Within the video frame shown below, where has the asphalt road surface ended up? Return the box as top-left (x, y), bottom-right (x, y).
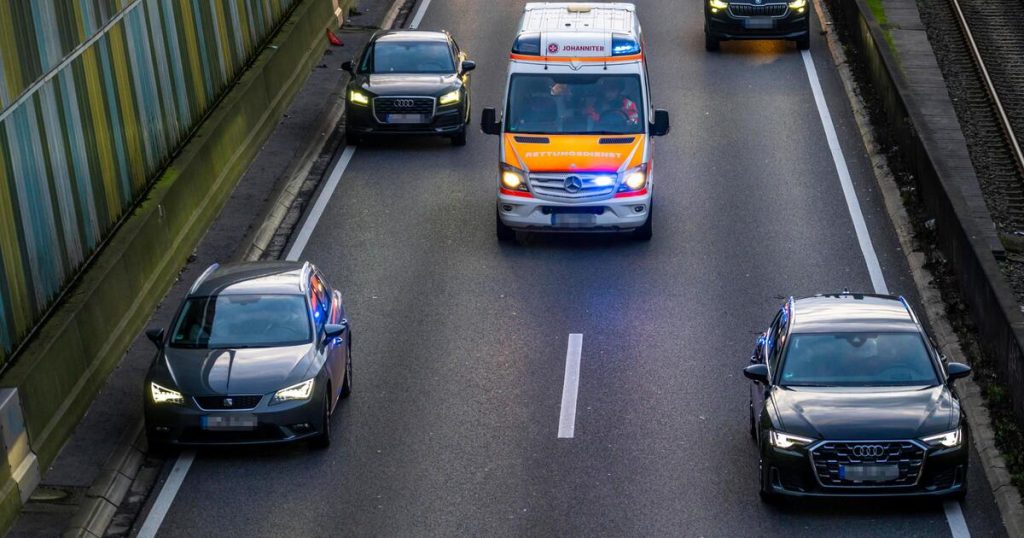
top-left (140, 0), bottom-right (1009, 536)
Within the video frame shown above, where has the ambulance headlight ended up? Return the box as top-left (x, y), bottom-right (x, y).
top-left (620, 165), bottom-right (648, 191)
top-left (500, 164), bottom-right (527, 191)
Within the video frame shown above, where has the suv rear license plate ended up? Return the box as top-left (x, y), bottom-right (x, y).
top-left (839, 464), bottom-right (899, 482)
top-left (387, 113), bottom-right (426, 124)
top-left (744, 18), bottom-right (774, 29)
top-left (201, 415), bottom-right (257, 431)
top-left (552, 213), bottom-right (596, 227)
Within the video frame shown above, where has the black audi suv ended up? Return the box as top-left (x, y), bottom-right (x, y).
top-left (704, 0), bottom-right (811, 51)
top-left (144, 262), bottom-right (352, 449)
top-left (342, 30), bottom-right (475, 146)
top-left (743, 292), bottom-right (971, 500)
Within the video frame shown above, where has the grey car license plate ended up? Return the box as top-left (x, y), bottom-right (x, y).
top-left (201, 414), bottom-right (257, 431)
top-left (387, 113), bottom-right (426, 124)
top-left (744, 17), bottom-right (774, 29)
top-left (552, 213), bottom-right (596, 227)
top-left (839, 464), bottom-right (899, 482)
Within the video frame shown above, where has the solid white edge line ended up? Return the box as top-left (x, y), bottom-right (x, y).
top-left (800, 50), bottom-right (889, 295)
top-left (285, 146), bottom-right (358, 261)
top-left (944, 500), bottom-right (971, 538)
top-left (409, 0), bottom-right (433, 29)
top-left (558, 334), bottom-right (583, 438)
top-left (136, 450), bottom-right (196, 538)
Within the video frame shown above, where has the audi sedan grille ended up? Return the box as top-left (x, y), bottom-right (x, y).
top-left (373, 97), bottom-right (435, 122)
top-left (529, 173), bottom-right (617, 200)
top-left (729, 4), bottom-right (788, 17)
top-left (194, 395), bottom-right (262, 410)
top-left (811, 441), bottom-right (925, 487)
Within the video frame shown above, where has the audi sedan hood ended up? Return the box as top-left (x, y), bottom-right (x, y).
top-left (163, 345), bottom-right (315, 396)
top-left (769, 385), bottom-right (956, 440)
top-left (358, 73), bottom-right (459, 96)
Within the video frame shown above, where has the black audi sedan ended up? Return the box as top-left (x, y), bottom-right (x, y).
top-left (743, 292), bottom-right (971, 501)
top-left (144, 262), bottom-right (351, 450)
top-left (704, 0), bottom-right (810, 51)
top-left (342, 30), bottom-right (474, 146)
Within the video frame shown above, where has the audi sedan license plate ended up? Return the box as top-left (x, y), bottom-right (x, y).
top-left (744, 17), bottom-right (774, 29)
top-left (839, 464), bottom-right (899, 482)
top-left (201, 414), bottom-right (257, 431)
top-left (387, 113), bottom-right (426, 124)
top-left (552, 213), bottom-right (596, 227)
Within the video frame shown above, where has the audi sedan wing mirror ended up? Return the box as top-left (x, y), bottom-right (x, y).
top-left (946, 362), bottom-right (971, 382)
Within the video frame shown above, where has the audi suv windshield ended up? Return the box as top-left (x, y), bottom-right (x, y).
top-left (359, 41), bottom-right (455, 74)
top-left (779, 332), bottom-right (940, 387)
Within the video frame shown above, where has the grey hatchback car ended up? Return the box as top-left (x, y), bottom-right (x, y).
top-left (144, 261), bottom-right (351, 450)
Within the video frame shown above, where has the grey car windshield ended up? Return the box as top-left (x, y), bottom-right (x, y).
top-left (779, 332), bottom-right (940, 387)
top-left (360, 41), bottom-right (455, 74)
top-left (170, 294), bottom-right (311, 349)
top-left (506, 74), bottom-right (645, 134)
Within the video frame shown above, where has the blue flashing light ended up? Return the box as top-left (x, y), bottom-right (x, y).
top-left (611, 35), bottom-right (640, 56)
top-left (593, 175), bottom-right (615, 187)
top-left (513, 33), bottom-right (541, 55)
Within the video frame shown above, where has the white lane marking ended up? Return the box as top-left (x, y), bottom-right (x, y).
top-left (137, 450), bottom-right (196, 538)
top-left (285, 146), bottom-right (357, 261)
top-left (944, 500), bottom-right (971, 538)
top-left (800, 50), bottom-right (888, 295)
top-left (558, 334), bottom-right (583, 438)
top-left (802, 48), bottom-right (971, 536)
top-left (409, 0), bottom-right (433, 29)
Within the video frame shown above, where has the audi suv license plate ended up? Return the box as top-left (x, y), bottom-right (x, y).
top-left (387, 113), bottom-right (426, 124)
top-left (744, 17), bottom-right (774, 29)
top-left (201, 414), bottom-right (257, 431)
top-left (839, 464), bottom-right (899, 482)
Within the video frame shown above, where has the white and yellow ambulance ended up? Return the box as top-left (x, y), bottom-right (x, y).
top-left (481, 2), bottom-right (670, 241)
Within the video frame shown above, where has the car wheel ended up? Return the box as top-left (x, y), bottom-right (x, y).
top-left (309, 388), bottom-right (332, 449)
top-left (796, 35), bottom-right (810, 51)
top-left (748, 403), bottom-right (757, 442)
top-left (496, 210), bottom-right (517, 243)
top-left (340, 344), bottom-right (352, 399)
top-left (705, 31), bottom-right (721, 52)
top-left (145, 430), bottom-right (172, 457)
top-left (633, 204), bottom-right (653, 241)
top-left (345, 129), bottom-right (361, 146)
top-left (450, 127), bottom-right (467, 147)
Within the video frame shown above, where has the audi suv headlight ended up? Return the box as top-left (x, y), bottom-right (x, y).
top-left (271, 379), bottom-right (315, 404)
top-left (709, 0), bottom-right (729, 8)
top-left (500, 163), bottom-right (528, 192)
top-left (349, 90), bottom-right (370, 106)
top-left (922, 427), bottom-right (962, 448)
top-left (439, 89), bottom-right (461, 106)
top-left (769, 430), bottom-right (814, 449)
top-left (151, 383), bottom-right (184, 405)
top-left (788, 0), bottom-right (807, 8)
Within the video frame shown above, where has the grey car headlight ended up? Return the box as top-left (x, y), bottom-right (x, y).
top-left (271, 379), bottom-right (315, 405)
top-left (151, 382), bottom-right (184, 405)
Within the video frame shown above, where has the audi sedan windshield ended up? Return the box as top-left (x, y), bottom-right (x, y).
top-left (779, 332), bottom-right (940, 387)
top-left (169, 294), bottom-right (311, 349)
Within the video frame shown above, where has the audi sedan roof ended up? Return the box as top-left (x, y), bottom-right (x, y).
top-left (790, 294), bottom-right (920, 334)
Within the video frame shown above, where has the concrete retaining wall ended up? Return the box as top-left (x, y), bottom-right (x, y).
top-left (824, 0), bottom-right (1024, 422)
top-left (0, 0), bottom-right (339, 530)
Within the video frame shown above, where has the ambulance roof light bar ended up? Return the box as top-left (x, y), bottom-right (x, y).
top-left (511, 33), bottom-right (640, 56)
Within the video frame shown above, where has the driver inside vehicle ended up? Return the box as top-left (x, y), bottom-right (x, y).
top-left (587, 78), bottom-right (640, 128)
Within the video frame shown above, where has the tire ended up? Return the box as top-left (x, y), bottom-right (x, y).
top-left (345, 129), bottom-right (361, 146)
top-left (705, 32), bottom-right (721, 52)
top-left (796, 35), bottom-right (810, 51)
top-left (496, 210), bottom-right (516, 243)
top-left (309, 388), bottom-right (332, 449)
top-left (450, 126), bottom-right (467, 147)
top-left (633, 204), bottom-right (653, 241)
top-left (340, 344), bottom-right (352, 399)
top-left (145, 431), bottom-right (172, 457)
top-left (748, 403), bottom-right (757, 442)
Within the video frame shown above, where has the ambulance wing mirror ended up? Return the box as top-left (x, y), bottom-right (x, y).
top-left (650, 109), bottom-right (670, 137)
top-left (481, 107), bottom-right (501, 135)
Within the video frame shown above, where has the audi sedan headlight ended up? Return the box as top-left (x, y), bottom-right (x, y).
top-left (151, 383), bottom-right (184, 405)
top-left (770, 430), bottom-right (814, 449)
top-left (439, 89), bottom-right (461, 106)
top-left (271, 379), bottom-right (315, 404)
top-left (349, 90), bottom-right (370, 106)
top-left (922, 427), bottom-right (962, 448)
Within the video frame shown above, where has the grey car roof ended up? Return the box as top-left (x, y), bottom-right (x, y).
top-left (375, 30), bottom-right (450, 43)
top-left (790, 294), bottom-right (919, 334)
top-left (189, 261), bottom-right (307, 297)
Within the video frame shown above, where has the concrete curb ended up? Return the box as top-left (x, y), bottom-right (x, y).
top-left (811, 0), bottom-right (1024, 535)
top-left (61, 422), bottom-right (144, 538)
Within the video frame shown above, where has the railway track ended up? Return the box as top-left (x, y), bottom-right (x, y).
top-left (917, 0), bottom-right (1024, 233)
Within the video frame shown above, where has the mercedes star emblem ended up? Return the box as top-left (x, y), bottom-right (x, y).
top-left (564, 176), bottom-right (583, 194)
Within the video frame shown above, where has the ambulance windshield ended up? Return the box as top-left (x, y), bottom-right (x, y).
top-left (505, 74), bottom-right (645, 134)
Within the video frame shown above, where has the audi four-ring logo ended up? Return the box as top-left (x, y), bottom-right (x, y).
top-left (851, 444), bottom-right (885, 457)
top-left (394, 99), bottom-right (416, 108)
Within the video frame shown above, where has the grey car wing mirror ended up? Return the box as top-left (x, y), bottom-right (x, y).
top-left (324, 320), bottom-right (348, 339)
top-left (145, 328), bottom-right (165, 349)
top-left (946, 362), bottom-right (971, 382)
top-left (743, 364), bottom-right (770, 384)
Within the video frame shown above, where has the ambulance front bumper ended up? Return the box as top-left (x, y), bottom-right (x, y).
top-left (497, 190), bottom-right (652, 232)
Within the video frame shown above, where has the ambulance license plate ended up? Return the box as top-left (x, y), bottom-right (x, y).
top-left (552, 213), bottom-right (596, 227)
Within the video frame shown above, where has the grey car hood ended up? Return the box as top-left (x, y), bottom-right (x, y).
top-left (164, 344), bottom-right (315, 396)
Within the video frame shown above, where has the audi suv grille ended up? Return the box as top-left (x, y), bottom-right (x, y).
top-left (810, 441), bottom-right (925, 487)
top-left (729, 4), bottom-right (788, 17)
top-left (373, 97), bottom-right (435, 123)
top-left (529, 173), bottom-right (617, 201)
top-left (194, 395), bottom-right (262, 410)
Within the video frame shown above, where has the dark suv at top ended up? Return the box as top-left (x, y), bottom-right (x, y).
top-left (704, 0), bottom-right (810, 51)
top-left (743, 292), bottom-right (972, 500)
top-left (342, 30), bottom-right (475, 146)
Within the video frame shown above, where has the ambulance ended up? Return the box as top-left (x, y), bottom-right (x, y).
top-left (481, 3), bottom-right (670, 242)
